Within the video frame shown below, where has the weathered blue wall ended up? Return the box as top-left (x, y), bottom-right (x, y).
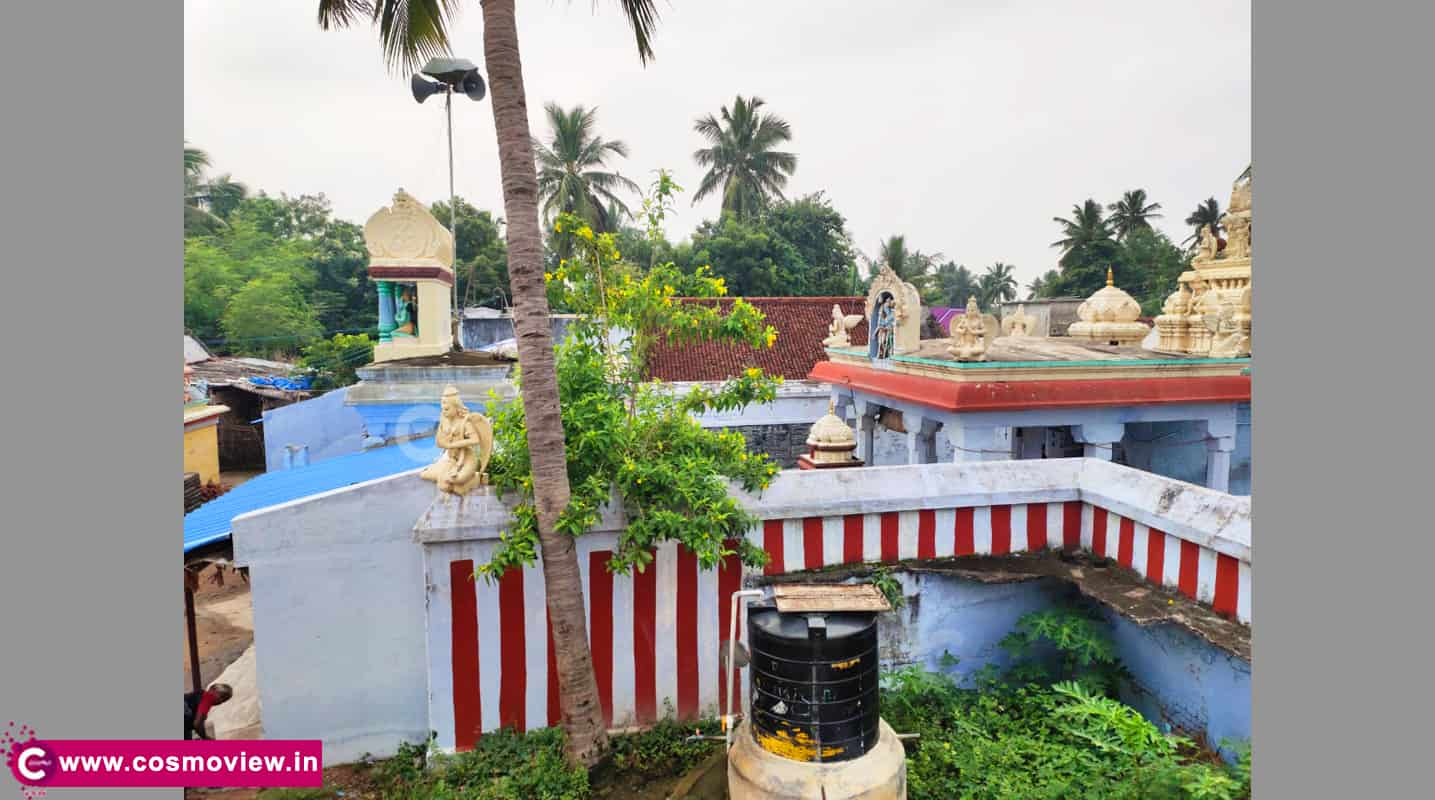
top-left (876, 570), bottom-right (1250, 761)
top-left (1123, 402), bottom-right (1252, 496)
top-left (1102, 607), bottom-right (1252, 760)
top-left (261, 387), bottom-right (368, 471)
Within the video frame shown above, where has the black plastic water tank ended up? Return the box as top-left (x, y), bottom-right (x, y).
top-left (747, 605), bottom-right (880, 763)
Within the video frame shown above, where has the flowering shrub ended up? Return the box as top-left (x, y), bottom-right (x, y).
top-left (481, 172), bottom-right (782, 578)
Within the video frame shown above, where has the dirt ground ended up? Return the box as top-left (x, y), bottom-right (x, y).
top-left (184, 563), bottom-right (254, 691)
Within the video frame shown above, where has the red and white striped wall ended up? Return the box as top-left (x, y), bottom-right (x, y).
top-left (425, 501), bottom-right (1250, 752)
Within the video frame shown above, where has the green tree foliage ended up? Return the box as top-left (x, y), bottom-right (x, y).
top-left (221, 273), bottom-right (324, 359)
top-left (933, 261), bottom-right (979, 307)
top-left (1050, 199), bottom-right (1118, 296)
top-left (1027, 268), bottom-right (1064, 299)
top-left (677, 213), bottom-right (802, 297)
top-left (296, 333), bottom-right (375, 390)
top-left (431, 197), bottom-right (510, 309)
top-left (184, 219), bottom-right (316, 345)
top-left (979, 262), bottom-right (1019, 307)
top-left (692, 95), bottom-right (797, 218)
top-left (534, 103), bottom-right (639, 233)
top-left (1118, 227), bottom-right (1190, 316)
top-left (763, 192), bottom-right (860, 295)
top-left (1107, 189), bottom-right (1163, 241)
top-left (1183, 197), bottom-right (1223, 248)
top-left (480, 174), bottom-right (783, 580)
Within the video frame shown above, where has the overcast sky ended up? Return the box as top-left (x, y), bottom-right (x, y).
top-left (184, 0), bottom-right (1249, 293)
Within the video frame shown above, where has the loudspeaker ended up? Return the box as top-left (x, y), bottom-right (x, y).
top-left (459, 70), bottom-right (486, 102)
top-left (411, 74), bottom-right (446, 104)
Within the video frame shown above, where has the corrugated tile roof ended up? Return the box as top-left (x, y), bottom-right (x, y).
top-left (182, 437), bottom-right (439, 554)
top-left (645, 296), bottom-right (868, 382)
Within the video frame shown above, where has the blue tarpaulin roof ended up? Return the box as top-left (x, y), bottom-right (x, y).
top-left (183, 437), bottom-right (440, 554)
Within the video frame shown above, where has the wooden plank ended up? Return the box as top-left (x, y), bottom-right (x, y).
top-left (772, 583), bottom-right (892, 613)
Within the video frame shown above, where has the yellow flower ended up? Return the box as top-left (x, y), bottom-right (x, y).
top-left (578, 226), bottom-right (594, 240)
top-left (745, 367), bottom-right (761, 379)
top-left (765, 330), bottom-right (778, 348)
top-left (714, 277), bottom-right (727, 296)
top-left (664, 284), bottom-right (675, 295)
top-left (555, 221), bottom-right (563, 232)
top-left (614, 251), bottom-right (621, 260)
top-left (544, 272), bottom-right (553, 282)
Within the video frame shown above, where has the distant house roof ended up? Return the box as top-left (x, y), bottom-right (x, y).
top-left (184, 335), bottom-right (212, 364)
top-left (645, 296), bottom-right (868, 382)
top-left (927, 306), bottom-right (965, 334)
top-left (183, 437), bottom-right (440, 554)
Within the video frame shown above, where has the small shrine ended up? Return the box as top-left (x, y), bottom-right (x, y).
top-left (1067, 268), bottom-right (1150, 347)
top-left (864, 263), bottom-right (922, 360)
top-left (364, 189), bottom-right (456, 363)
top-left (1153, 166), bottom-right (1252, 357)
top-left (797, 401), bottom-right (863, 470)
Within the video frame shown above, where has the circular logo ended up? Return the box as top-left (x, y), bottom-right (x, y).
top-left (11, 741), bottom-right (56, 786)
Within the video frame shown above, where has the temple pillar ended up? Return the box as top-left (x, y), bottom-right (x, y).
top-left (1072, 422), bottom-right (1125, 461)
top-left (905, 418), bottom-right (940, 465)
top-left (855, 405), bottom-right (878, 464)
top-left (1202, 414), bottom-right (1238, 492)
top-left (377, 280), bottom-right (396, 342)
top-left (946, 422), bottom-right (1012, 463)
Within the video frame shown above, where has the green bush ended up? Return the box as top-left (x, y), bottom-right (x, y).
top-left (373, 729), bottom-right (588, 800)
top-left (883, 608), bottom-right (1251, 800)
top-left (607, 714), bottom-right (721, 780)
top-left (297, 332), bottom-right (374, 390)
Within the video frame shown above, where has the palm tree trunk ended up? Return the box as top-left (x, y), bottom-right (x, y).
top-left (479, 0), bottom-right (609, 767)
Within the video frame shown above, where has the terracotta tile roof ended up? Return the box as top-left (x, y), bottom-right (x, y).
top-left (645, 296), bottom-right (868, 382)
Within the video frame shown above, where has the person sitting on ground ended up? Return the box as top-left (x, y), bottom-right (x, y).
top-left (184, 683), bottom-right (233, 740)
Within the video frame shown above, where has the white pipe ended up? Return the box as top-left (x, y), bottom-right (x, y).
top-left (724, 588), bottom-right (765, 751)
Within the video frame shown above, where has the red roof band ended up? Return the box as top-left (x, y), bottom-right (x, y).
top-left (809, 361), bottom-right (1252, 413)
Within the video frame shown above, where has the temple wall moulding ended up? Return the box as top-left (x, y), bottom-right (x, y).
top-left (864, 263), bottom-right (922, 359)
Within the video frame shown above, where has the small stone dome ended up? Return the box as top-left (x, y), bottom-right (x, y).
top-left (808, 404), bottom-right (856, 449)
top-left (1067, 268), bottom-right (1150, 346)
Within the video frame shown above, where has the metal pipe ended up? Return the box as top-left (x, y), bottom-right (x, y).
top-left (445, 87), bottom-right (459, 338)
top-left (724, 588), bottom-right (764, 751)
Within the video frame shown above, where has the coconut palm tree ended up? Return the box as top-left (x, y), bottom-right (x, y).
top-left (534, 103), bottom-right (639, 232)
top-left (1107, 189), bottom-right (1163, 240)
top-left (692, 96), bottom-right (797, 218)
top-left (184, 143), bottom-right (247, 233)
top-left (1182, 197), bottom-right (1223, 248)
top-left (316, 0), bottom-right (661, 768)
top-left (1051, 199), bottom-right (1116, 269)
top-left (979, 262), bottom-right (1018, 307)
top-left (869, 234), bottom-right (939, 290)
top-left (1027, 269), bottom-right (1062, 299)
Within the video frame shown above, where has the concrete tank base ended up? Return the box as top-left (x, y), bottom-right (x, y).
top-left (727, 719), bottom-right (907, 800)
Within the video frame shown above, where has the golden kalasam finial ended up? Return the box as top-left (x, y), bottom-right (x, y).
top-left (1106, 266), bottom-right (1115, 286)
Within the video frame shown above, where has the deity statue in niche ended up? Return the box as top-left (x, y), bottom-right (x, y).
top-left (393, 286), bottom-right (418, 337)
top-left (1196, 224), bottom-right (1221, 262)
top-left (420, 386), bottom-right (494, 496)
top-left (869, 294), bottom-right (897, 360)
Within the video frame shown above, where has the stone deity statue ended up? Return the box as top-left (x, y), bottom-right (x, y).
top-left (1196, 224), bottom-right (1221, 262)
top-left (393, 286), bottom-right (418, 337)
top-left (823, 303), bottom-right (864, 348)
top-left (947, 297), bottom-right (988, 361)
top-left (1225, 215), bottom-right (1251, 259)
top-left (420, 386), bottom-right (494, 496)
top-left (872, 296), bottom-right (897, 359)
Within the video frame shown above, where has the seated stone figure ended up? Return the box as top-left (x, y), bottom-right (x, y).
top-left (420, 386), bottom-right (494, 496)
top-left (947, 297), bottom-right (988, 361)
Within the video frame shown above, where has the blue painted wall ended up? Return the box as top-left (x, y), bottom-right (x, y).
top-left (1123, 402), bottom-right (1251, 496)
top-left (261, 387), bottom-right (368, 471)
top-left (875, 570), bottom-right (1250, 761)
top-left (1103, 607), bottom-right (1252, 760)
